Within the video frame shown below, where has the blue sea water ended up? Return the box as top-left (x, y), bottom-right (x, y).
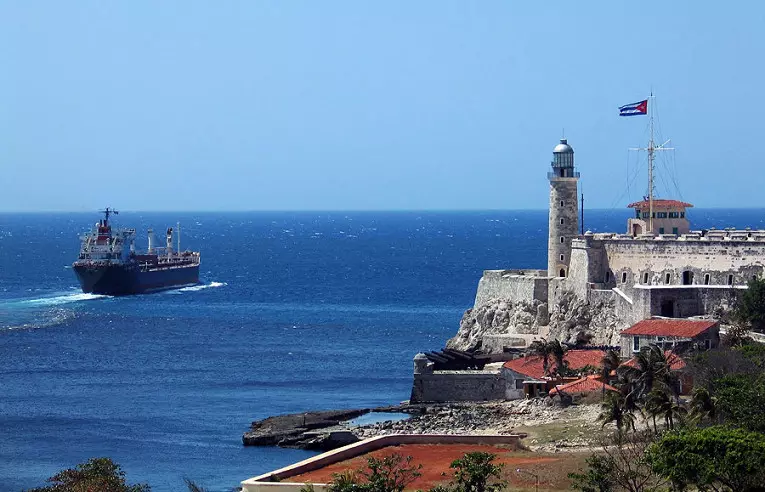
top-left (1, 209), bottom-right (763, 491)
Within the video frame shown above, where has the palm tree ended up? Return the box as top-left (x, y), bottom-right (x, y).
top-left (619, 345), bottom-right (680, 403)
top-left (600, 350), bottom-right (621, 398)
top-left (528, 340), bottom-right (551, 376)
top-left (644, 388), bottom-right (686, 430)
top-left (598, 392), bottom-right (636, 433)
top-left (547, 339), bottom-right (567, 376)
top-left (688, 387), bottom-right (717, 425)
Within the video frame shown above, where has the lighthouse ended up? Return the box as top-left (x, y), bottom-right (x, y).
top-left (547, 139), bottom-right (580, 277)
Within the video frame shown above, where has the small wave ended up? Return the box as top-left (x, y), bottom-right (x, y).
top-left (178, 281), bottom-right (227, 292)
top-left (21, 292), bottom-right (108, 306)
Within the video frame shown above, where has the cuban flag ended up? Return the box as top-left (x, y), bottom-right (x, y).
top-left (619, 99), bottom-right (648, 116)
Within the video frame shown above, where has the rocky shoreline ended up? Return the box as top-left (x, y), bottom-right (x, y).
top-left (243, 399), bottom-right (603, 453)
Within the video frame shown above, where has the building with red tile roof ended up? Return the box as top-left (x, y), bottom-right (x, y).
top-left (501, 349), bottom-right (608, 399)
top-left (549, 375), bottom-right (618, 396)
top-left (620, 318), bottom-right (719, 358)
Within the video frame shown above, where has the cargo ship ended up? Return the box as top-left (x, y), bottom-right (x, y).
top-left (73, 208), bottom-right (201, 295)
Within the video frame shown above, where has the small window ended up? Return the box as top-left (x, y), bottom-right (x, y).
top-left (559, 268), bottom-right (566, 278)
top-left (681, 212), bottom-right (685, 218)
top-left (704, 339), bottom-right (711, 349)
top-left (665, 273), bottom-right (671, 284)
top-left (633, 336), bottom-right (640, 352)
top-left (559, 254), bottom-right (564, 262)
top-left (560, 200), bottom-right (564, 207)
top-left (560, 236), bottom-right (565, 243)
top-left (642, 212), bottom-right (650, 219)
top-left (560, 218), bottom-right (564, 225)
top-left (657, 212), bottom-right (668, 218)
top-left (621, 272), bottom-right (627, 283)
top-left (669, 211), bottom-right (679, 218)
top-left (704, 274), bottom-right (710, 285)
top-left (659, 227), bottom-right (665, 234)
top-left (672, 227), bottom-right (679, 235)
top-left (728, 274), bottom-right (734, 286)
top-left (515, 379), bottom-right (524, 389)
top-left (643, 272), bottom-right (649, 283)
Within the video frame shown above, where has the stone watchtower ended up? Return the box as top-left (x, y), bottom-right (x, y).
top-left (547, 139), bottom-right (580, 277)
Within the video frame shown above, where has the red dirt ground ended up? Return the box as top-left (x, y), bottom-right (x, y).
top-left (286, 443), bottom-right (586, 491)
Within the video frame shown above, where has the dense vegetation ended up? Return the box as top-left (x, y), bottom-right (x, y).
top-left (568, 294), bottom-right (765, 492)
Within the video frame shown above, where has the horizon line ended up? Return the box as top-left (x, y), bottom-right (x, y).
top-left (0, 206), bottom-right (764, 214)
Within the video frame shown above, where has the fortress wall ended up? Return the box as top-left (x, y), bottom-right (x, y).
top-left (601, 239), bottom-right (765, 295)
top-left (473, 270), bottom-right (549, 308)
top-left (410, 371), bottom-right (506, 403)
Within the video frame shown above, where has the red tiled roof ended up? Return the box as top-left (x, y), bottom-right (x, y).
top-left (621, 319), bottom-right (718, 338)
top-left (503, 349), bottom-right (606, 380)
top-left (549, 375), bottom-right (618, 395)
top-left (627, 199), bottom-right (693, 209)
top-left (623, 350), bottom-right (686, 371)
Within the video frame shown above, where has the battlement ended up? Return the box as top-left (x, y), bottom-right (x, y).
top-left (573, 229), bottom-right (765, 247)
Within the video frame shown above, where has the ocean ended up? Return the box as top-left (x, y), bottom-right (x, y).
top-left (1, 209), bottom-right (763, 491)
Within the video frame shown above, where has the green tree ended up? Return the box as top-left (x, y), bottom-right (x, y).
top-left (714, 374), bottom-right (765, 432)
top-left (316, 454), bottom-right (421, 492)
top-left (734, 277), bottom-right (765, 332)
top-left (571, 431), bottom-right (664, 492)
top-left (568, 454), bottom-right (615, 492)
top-left (449, 452), bottom-right (505, 492)
top-left (28, 457), bottom-right (149, 492)
top-left (360, 454), bottom-right (422, 492)
top-left (648, 426), bottom-right (765, 491)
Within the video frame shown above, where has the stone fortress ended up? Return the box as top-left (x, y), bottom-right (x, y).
top-left (448, 138), bottom-right (765, 353)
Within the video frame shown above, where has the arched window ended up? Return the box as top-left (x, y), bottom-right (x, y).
top-left (559, 268), bottom-right (566, 278)
top-left (621, 272), bottom-right (628, 283)
top-left (665, 273), bottom-right (671, 284)
top-left (682, 271), bottom-right (694, 285)
top-left (643, 272), bottom-right (649, 284)
top-left (560, 218), bottom-right (564, 225)
top-left (559, 254), bottom-right (564, 262)
top-left (704, 274), bottom-right (710, 285)
top-left (560, 236), bottom-right (565, 244)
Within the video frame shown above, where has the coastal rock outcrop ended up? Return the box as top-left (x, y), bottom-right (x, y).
top-left (447, 298), bottom-right (543, 351)
top-left (546, 291), bottom-right (623, 346)
top-left (447, 292), bottom-right (624, 352)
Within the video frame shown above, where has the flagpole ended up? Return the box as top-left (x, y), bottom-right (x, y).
top-left (648, 92), bottom-right (654, 233)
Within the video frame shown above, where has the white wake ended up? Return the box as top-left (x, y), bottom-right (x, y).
top-left (22, 292), bottom-right (109, 306)
top-left (178, 281), bottom-right (227, 292)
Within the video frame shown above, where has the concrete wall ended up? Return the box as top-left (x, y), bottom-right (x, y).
top-left (473, 270), bottom-right (549, 308)
top-left (410, 370), bottom-right (506, 403)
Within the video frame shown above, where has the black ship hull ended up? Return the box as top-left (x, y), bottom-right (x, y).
top-left (73, 263), bottom-right (200, 296)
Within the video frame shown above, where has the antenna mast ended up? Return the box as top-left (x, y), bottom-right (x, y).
top-left (629, 93), bottom-right (673, 234)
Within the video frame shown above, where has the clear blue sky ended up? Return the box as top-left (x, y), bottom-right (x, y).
top-left (1, 1), bottom-right (762, 211)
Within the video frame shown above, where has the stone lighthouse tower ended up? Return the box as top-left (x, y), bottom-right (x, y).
top-left (547, 139), bottom-right (579, 277)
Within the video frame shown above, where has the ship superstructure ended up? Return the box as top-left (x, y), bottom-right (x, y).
top-left (73, 208), bottom-right (200, 295)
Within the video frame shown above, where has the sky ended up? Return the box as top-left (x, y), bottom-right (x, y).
top-left (1, 1), bottom-right (763, 212)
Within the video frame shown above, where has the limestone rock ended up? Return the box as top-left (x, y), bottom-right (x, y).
top-left (447, 298), bottom-right (543, 350)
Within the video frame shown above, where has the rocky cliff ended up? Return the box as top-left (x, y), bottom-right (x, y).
top-left (447, 291), bottom-right (625, 352)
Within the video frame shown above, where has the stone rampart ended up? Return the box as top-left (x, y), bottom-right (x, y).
top-left (410, 370), bottom-right (505, 403)
top-left (473, 270), bottom-right (549, 308)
